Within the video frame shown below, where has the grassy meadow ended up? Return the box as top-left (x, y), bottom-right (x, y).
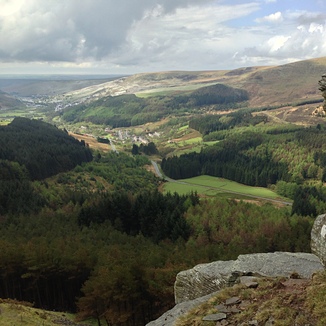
top-left (163, 175), bottom-right (290, 203)
top-left (0, 299), bottom-right (99, 326)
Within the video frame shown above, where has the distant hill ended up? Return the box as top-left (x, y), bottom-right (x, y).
top-left (0, 75), bottom-right (123, 96)
top-left (0, 89), bottom-right (24, 109)
top-left (241, 57), bottom-right (326, 106)
top-left (58, 57), bottom-right (326, 108)
top-left (61, 84), bottom-right (249, 127)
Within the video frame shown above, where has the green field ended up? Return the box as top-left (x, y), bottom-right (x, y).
top-left (163, 175), bottom-right (290, 203)
top-left (183, 136), bottom-right (202, 144)
top-left (0, 107), bottom-right (46, 121)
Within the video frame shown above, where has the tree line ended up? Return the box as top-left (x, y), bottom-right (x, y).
top-left (78, 190), bottom-right (198, 243)
top-left (189, 111), bottom-right (267, 135)
top-left (161, 131), bottom-right (290, 187)
top-left (161, 123), bottom-right (326, 216)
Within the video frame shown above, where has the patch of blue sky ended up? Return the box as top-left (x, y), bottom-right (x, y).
top-left (224, 0), bottom-right (325, 28)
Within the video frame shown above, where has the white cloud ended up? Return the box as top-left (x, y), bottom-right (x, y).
top-left (256, 11), bottom-right (283, 23)
top-left (0, 0), bottom-right (325, 74)
top-left (309, 23), bottom-right (324, 33)
top-left (114, 3), bottom-right (261, 68)
top-left (267, 35), bottom-right (291, 52)
top-left (0, 0), bottom-right (24, 17)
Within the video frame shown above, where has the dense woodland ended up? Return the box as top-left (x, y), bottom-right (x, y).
top-left (0, 117), bottom-right (92, 180)
top-left (162, 112), bottom-right (326, 217)
top-left (5, 65), bottom-right (326, 326)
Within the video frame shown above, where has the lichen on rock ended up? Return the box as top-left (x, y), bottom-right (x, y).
top-left (311, 213), bottom-right (326, 267)
top-left (174, 252), bottom-right (323, 304)
top-left (318, 74), bottom-right (326, 112)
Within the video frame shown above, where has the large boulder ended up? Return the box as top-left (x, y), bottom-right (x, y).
top-left (311, 213), bottom-right (326, 267)
top-left (174, 252), bottom-right (323, 304)
top-left (145, 291), bottom-right (218, 326)
top-left (319, 74), bottom-right (326, 111)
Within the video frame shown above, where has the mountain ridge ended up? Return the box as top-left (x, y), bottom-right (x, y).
top-left (55, 57), bottom-right (326, 108)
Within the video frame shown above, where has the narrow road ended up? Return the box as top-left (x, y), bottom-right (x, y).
top-left (151, 160), bottom-right (163, 178)
top-left (109, 139), bottom-right (119, 153)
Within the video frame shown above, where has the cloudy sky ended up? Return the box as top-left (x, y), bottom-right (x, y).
top-left (0, 0), bottom-right (325, 75)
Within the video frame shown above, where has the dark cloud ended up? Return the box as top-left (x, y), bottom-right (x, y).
top-left (0, 0), bottom-right (325, 74)
top-left (0, 0), bottom-right (211, 63)
top-left (296, 12), bottom-right (326, 25)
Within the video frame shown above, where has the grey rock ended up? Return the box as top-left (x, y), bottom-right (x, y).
top-left (265, 317), bottom-right (275, 325)
top-left (233, 252), bottom-right (322, 278)
top-left (202, 313), bottom-right (227, 321)
top-left (145, 291), bottom-right (219, 326)
top-left (216, 320), bottom-right (229, 326)
top-left (215, 303), bottom-right (240, 313)
top-left (248, 321), bottom-right (258, 325)
top-left (148, 251), bottom-right (324, 325)
top-left (225, 297), bottom-right (241, 306)
top-left (227, 306), bottom-right (241, 313)
top-left (238, 300), bottom-right (251, 310)
top-left (215, 304), bottom-right (229, 313)
top-left (240, 275), bottom-right (259, 288)
top-left (311, 213), bottom-right (326, 267)
top-left (239, 276), bottom-right (257, 283)
top-left (246, 282), bottom-right (258, 288)
top-left (174, 260), bottom-right (234, 304)
top-left (174, 252), bottom-right (323, 303)
top-left (319, 74), bottom-right (326, 111)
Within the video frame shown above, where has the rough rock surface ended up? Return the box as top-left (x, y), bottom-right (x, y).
top-left (174, 252), bottom-right (323, 304)
top-left (311, 213), bottom-right (326, 267)
top-left (145, 291), bottom-right (219, 326)
top-left (319, 74), bottom-right (326, 111)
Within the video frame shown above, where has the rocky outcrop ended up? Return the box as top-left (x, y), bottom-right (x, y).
top-left (311, 213), bottom-right (326, 267)
top-left (146, 215), bottom-right (326, 326)
top-left (319, 74), bottom-right (326, 111)
top-left (145, 291), bottom-right (219, 326)
top-left (174, 252), bottom-right (323, 304)
top-left (146, 253), bottom-right (323, 326)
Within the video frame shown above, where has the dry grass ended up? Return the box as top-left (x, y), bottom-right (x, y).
top-left (0, 299), bottom-right (92, 326)
top-left (175, 271), bottom-right (326, 326)
top-left (69, 132), bottom-right (111, 152)
top-left (53, 57), bottom-right (326, 108)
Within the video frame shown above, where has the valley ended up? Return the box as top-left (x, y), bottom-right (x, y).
top-left (0, 57), bottom-right (326, 325)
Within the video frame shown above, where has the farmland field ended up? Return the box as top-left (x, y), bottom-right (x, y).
top-left (163, 175), bottom-right (291, 203)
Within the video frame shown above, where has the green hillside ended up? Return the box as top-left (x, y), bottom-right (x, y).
top-left (61, 84), bottom-right (248, 128)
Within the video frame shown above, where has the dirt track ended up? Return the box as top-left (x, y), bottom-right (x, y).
top-left (69, 132), bottom-right (111, 152)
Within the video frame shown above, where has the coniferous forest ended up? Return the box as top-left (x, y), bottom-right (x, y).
top-left (162, 113), bottom-right (326, 217)
top-left (0, 116), bottom-right (317, 325)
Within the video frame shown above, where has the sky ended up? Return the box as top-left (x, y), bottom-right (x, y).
top-left (0, 0), bottom-right (325, 75)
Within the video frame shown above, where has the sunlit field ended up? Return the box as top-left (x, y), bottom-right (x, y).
top-left (163, 175), bottom-right (289, 202)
